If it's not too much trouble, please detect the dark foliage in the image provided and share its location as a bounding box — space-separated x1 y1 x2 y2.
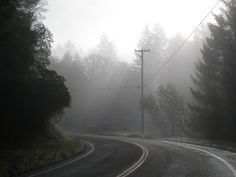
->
190 0 236 140
0 0 70 146
143 84 185 136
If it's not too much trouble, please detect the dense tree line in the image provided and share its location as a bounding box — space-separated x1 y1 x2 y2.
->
50 17 205 135
51 36 138 133
52 25 201 135
190 0 236 141
0 0 70 146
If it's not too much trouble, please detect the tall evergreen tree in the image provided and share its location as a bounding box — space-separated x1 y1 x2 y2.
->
156 84 185 136
190 0 236 140
134 23 167 77
84 34 117 84
133 23 167 97
0 0 70 145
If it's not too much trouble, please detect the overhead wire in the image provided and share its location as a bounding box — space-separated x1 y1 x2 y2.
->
72 86 141 92
146 0 221 85
71 0 221 92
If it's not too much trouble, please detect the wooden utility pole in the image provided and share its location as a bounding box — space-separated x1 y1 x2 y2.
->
135 49 150 136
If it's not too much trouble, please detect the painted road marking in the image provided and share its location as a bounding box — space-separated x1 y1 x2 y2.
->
29 142 95 177
81 134 149 177
116 141 149 177
163 141 236 177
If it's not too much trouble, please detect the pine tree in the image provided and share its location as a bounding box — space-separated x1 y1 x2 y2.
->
134 23 167 77
84 34 117 83
190 0 236 140
156 84 185 136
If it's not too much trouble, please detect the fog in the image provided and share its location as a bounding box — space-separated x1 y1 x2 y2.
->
48 25 206 136
3 1 236 176
44 0 220 60
46 0 223 136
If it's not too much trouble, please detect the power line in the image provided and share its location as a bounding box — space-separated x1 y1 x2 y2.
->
72 86 141 92
147 0 221 84
65 0 221 93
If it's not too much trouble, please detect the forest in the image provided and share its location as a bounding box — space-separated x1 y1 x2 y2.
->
1 0 236 176
49 0 236 141
1 0 236 144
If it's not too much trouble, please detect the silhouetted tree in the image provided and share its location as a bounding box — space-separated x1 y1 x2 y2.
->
0 0 70 145
52 51 87 89
157 84 185 136
143 84 185 136
158 33 201 102
190 0 236 140
134 23 167 80
84 34 118 85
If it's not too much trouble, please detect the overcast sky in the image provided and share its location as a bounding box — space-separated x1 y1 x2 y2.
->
44 0 221 59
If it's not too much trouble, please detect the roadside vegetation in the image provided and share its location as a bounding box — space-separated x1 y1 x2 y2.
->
0 1 85 176
0 128 85 177
157 137 236 152
0 0 71 146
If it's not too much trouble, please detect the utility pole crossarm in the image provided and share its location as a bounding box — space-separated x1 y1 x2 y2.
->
135 49 151 53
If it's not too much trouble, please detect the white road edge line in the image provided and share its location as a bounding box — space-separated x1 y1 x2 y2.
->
29 142 95 177
162 140 236 177
116 141 149 177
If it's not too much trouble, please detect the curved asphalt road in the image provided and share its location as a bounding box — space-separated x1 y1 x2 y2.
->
26 135 236 177
128 138 235 177
27 136 142 177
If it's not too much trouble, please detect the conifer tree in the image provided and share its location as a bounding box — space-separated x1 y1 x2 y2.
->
190 0 236 140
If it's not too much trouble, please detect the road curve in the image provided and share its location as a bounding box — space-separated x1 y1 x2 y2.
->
126 138 236 177
24 135 236 177
27 136 144 177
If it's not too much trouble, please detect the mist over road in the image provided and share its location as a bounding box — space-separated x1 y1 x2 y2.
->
29 135 236 177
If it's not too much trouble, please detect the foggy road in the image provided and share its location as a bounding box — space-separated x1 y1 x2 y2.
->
27 135 236 177
127 138 236 177
26 136 143 177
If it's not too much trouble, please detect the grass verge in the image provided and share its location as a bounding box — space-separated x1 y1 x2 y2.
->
0 131 85 177
155 137 236 152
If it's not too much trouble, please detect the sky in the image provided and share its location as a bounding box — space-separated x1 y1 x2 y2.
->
44 0 222 59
